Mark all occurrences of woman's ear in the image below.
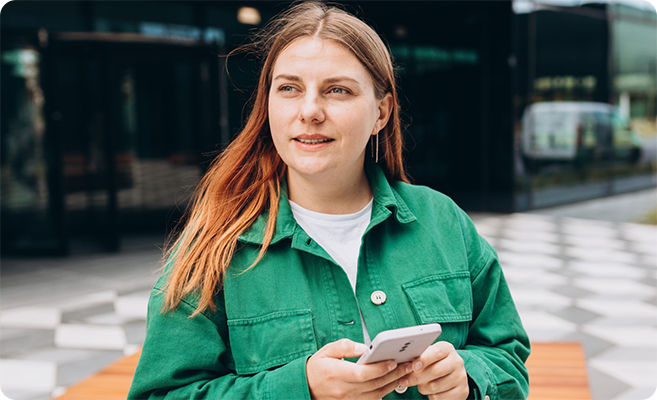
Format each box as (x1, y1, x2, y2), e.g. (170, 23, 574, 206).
(375, 93, 394, 132)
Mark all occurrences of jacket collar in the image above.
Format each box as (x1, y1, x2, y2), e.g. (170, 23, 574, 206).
(238, 163, 416, 245)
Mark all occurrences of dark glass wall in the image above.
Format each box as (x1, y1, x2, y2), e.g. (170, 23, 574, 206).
(1, 1, 234, 254)
(2, 1, 517, 255)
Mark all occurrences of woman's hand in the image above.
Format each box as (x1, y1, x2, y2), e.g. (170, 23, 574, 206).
(405, 341, 469, 400)
(306, 339, 411, 400)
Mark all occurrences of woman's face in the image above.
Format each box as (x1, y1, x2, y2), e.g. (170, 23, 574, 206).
(268, 36, 391, 184)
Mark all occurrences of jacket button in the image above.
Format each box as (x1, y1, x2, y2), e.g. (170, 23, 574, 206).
(394, 384, 407, 394)
(370, 290, 386, 305)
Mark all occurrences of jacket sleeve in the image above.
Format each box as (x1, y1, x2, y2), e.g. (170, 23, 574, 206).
(127, 287, 312, 400)
(454, 208, 531, 400)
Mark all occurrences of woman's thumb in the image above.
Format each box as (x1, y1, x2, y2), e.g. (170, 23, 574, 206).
(320, 339, 368, 359)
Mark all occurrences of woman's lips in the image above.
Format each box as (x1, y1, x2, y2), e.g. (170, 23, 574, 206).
(293, 134, 334, 150)
(294, 138, 333, 144)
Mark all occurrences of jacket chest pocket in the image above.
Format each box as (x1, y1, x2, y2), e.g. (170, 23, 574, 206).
(227, 309, 318, 375)
(402, 271, 472, 349)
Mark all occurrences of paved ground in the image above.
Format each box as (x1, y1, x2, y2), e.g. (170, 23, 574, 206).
(475, 212, 657, 400)
(0, 189, 655, 400)
(529, 187, 657, 223)
(0, 236, 164, 400)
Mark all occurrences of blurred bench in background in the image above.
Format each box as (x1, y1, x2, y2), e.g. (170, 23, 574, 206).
(54, 350, 141, 400)
(526, 342, 592, 400)
(54, 341, 591, 400)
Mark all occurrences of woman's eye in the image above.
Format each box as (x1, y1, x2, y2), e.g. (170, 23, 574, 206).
(329, 87, 350, 95)
(279, 85, 296, 92)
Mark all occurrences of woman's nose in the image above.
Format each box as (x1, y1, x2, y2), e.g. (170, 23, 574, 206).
(298, 92, 325, 124)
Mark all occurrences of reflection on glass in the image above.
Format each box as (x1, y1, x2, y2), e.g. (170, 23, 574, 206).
(521, 102, 641, 171)
(1, 47, 48, 212)
(513, 1, 656, 209)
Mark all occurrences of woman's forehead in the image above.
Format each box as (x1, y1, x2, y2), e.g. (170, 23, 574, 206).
(271, 37, 372, 85)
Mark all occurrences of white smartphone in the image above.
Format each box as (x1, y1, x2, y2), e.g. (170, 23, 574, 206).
(357, 323, 442, 364)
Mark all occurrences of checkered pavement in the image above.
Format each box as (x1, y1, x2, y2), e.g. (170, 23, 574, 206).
(474, 213, 657, 400)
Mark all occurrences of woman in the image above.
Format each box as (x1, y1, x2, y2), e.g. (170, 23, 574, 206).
(128, 2, 530, 399)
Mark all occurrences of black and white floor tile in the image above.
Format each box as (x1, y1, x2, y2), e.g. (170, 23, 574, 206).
(474, 213, 657, 400)
(0, 245, 161, 400)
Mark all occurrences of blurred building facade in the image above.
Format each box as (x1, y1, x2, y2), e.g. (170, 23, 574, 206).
(1, 0, 655, 255)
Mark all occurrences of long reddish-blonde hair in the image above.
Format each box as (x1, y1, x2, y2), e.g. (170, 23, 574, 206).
(162, 1, 409, 315)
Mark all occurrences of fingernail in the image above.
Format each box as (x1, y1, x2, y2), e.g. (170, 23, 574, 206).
(414, 361, 423, 370)
(406, 364, 413, 374)
(400, 378, 409, 386)
(388, 361, 397, 371)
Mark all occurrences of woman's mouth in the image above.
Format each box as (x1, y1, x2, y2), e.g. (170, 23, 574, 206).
(294, 138, 334, 144)
(292, 135, 334, 150)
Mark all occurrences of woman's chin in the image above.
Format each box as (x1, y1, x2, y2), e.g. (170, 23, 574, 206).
(287, 163, 335, 180)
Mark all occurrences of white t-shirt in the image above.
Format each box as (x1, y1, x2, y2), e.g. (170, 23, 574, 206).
(289, 198, 373, 343)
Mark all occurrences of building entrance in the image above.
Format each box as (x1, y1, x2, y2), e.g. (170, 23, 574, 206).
(25, 34, 224, 254)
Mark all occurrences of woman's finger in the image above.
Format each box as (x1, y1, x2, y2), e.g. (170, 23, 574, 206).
(415, 341, 453, 370)
(318, 338, 368, 359)
(344, 359, 398, 383)
(426, 374, 470, 400)
(363, 369, 412, 400)
(406, 349, 455, 386)
(360, 362, 412, 392)
(417, 366, 467, 396)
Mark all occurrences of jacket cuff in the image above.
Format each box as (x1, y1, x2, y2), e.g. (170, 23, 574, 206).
(263, 355, 312, 400)
(458, 350, 497, 400)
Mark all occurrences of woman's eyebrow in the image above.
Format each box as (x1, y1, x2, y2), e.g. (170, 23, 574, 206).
(324, 76, 360, 86)
(272, 74, 361, 86)
(272, 74, 301, 82)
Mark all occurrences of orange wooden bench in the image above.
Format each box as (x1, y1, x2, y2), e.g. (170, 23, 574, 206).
(54, 342, 591, 399)
(525, 342, 592, 400)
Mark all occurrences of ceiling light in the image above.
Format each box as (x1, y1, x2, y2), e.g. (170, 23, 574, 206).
(237, 7, 261, 25)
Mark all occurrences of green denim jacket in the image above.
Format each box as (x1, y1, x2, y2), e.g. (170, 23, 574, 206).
(128, 165, 530, 399)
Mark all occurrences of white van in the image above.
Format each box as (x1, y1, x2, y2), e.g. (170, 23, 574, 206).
(521, 101, 641, 170)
